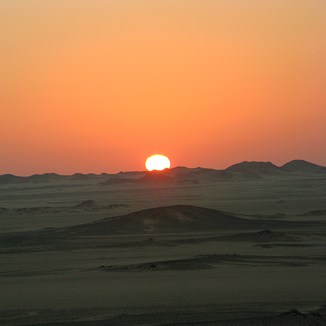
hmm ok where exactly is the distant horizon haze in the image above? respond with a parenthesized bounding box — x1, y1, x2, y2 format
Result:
(1, 158, 325, 177)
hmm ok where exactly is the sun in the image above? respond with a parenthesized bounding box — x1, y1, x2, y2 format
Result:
(145, 154, 171, 171)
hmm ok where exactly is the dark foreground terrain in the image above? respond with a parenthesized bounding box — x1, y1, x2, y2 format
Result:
(1, 162, 326, 325)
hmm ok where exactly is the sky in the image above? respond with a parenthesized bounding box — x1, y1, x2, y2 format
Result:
(1, 0, 326, 175)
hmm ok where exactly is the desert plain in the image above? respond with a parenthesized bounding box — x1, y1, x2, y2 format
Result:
(0, 160, 326, 325)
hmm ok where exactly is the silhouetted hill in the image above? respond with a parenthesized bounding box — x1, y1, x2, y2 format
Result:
(226, 161, 280, 175)
(280, 160, 326, 173)
(0, 173, 63, 184)
(28, 173, 63, 183)
(1, 159, 325, 185)
(0, 174, 23, 184)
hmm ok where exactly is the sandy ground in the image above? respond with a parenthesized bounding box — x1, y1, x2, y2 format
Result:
(0, 173, 325, 325)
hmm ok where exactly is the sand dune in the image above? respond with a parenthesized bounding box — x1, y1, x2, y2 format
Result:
(226, 161, 280, 175)
(281, 159, 326, 173)
(0, 205, 323, 256)
(65, 205, 321, 236)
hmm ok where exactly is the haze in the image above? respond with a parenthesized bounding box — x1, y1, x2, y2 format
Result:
(1, 0, 326, 175)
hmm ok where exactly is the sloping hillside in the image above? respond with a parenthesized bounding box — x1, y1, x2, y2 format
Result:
(64, 205, 308, 235)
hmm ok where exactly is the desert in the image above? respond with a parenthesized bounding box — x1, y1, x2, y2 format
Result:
(2, 1, 326, 324)
(0, 160, 326, 325)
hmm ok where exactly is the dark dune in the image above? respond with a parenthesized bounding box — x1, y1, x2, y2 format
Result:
(0, 205, 322, 254)
(64, 205, 321, 236)
(0, 173, 64, 184)
(0, 174, 28, 184)
(281, 159, 326, 173)
(65, 205, 247, 235)
(226, 161, 280, 175)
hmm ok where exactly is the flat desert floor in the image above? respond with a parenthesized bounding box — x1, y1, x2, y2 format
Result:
(0, 172, 326, 325)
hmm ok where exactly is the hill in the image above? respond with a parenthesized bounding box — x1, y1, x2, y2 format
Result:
(226, 161, 280, 175)
(280, 160, 326, 173)
(64, 205, 309, 236)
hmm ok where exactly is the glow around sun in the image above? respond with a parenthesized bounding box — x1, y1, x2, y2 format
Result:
(145, 154, 171, 171)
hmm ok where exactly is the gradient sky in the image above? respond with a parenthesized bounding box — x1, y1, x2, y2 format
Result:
(1, 0, 326, 175)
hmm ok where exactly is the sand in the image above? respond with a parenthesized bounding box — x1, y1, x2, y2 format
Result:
(0, 168, 326, 325)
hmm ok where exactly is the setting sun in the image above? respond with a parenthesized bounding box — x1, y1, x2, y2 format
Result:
(145, 155, 171, 171)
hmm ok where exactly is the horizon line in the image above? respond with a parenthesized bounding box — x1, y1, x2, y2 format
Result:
(1, 159, 325, 178)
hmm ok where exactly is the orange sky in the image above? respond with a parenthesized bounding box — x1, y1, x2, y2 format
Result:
(1, 0, 326, 175)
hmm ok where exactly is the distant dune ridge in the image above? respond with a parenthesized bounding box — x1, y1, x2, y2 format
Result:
(226, 161, 280, 174)
(1, 159, 325, 185)
(97, 159, 326, 185)
(280, 159, 326, 172)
